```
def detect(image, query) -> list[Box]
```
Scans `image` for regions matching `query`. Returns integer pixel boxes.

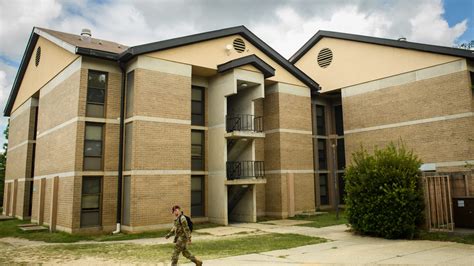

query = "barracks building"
[2,26,473,233]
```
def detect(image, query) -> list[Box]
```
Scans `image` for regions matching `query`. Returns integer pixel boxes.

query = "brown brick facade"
[263,91,315,217]
[343,71,474,171]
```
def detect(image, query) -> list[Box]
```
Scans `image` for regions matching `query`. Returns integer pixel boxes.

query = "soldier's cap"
[171,205,181,213]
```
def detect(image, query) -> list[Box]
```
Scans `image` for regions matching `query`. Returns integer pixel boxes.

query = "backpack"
[180,214,193,232]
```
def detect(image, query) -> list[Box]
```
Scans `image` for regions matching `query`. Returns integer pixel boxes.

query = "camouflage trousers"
[171,238,196,265]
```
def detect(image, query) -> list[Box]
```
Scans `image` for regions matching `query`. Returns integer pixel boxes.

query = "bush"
[345,143,424,239]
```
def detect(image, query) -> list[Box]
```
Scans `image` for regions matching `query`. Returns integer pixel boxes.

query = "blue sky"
[444,0,474,43]
[0,0,472,151]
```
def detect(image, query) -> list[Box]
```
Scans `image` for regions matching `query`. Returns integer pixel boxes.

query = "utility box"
[452,197,474,229]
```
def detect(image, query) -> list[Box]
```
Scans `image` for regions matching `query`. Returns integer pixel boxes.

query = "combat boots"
[191,258,202,265]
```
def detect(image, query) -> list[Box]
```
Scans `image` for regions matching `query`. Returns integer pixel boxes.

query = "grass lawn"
[288,211,348,228]
[0,219,219,243]
[0,233,326,264]
[417,230,474,245]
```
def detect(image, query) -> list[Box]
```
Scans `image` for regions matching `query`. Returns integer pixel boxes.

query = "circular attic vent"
[35,46,41,67]
[317,48,333,68]
[233,38,246,53]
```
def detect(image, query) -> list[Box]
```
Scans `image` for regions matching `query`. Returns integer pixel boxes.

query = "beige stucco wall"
[145,34,305,87]
[295,37,461,92]
[12,36,79,112]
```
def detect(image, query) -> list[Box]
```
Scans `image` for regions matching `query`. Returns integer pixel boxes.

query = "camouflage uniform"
[166,214,201,266]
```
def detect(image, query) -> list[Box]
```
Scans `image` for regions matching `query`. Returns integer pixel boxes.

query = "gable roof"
[119,25,318,90]
[290,30,474,63]
[217,55,275,78]
[4,27,128,116]
[5,26,319,116]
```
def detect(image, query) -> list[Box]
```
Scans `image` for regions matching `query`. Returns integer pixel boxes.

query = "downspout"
[113,61,126,234]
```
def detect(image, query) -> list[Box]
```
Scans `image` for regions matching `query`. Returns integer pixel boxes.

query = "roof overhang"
[290,30,474,64]
[4,29,39,116]
[217,55,275,78]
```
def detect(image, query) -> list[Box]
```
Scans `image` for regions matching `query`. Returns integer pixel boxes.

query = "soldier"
[165,205,203,266]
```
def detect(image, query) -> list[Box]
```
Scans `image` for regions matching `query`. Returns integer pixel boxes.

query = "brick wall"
[263,89,315,217]
[126,67,192,229]
[343,71,474,171]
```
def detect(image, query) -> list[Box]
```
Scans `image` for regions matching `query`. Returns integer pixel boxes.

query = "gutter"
[113,61,127,234]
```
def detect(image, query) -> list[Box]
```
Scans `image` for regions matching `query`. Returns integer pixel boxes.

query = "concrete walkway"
[187,223,474,265]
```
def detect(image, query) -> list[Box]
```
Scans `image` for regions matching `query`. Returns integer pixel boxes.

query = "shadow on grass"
[0,219,220,243]
[417,230,474,245]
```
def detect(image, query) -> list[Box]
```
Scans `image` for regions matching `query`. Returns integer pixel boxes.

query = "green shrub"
[345,143,424,239]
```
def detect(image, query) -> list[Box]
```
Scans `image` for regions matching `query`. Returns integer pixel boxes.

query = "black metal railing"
[226,114,263,133]
[226,161,265,179]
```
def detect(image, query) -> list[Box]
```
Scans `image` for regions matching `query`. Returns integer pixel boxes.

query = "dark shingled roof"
[37,27,128,54]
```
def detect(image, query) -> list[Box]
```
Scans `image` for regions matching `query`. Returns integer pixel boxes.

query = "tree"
[0,121,8,207]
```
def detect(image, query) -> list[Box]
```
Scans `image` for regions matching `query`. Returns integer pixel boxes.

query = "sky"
[0,0,473,149]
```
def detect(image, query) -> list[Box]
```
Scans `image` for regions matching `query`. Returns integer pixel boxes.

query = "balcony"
[225,114,265,139]
[226,161,265,180]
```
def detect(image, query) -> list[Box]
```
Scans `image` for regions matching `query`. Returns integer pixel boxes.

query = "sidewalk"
[186,222,474,265]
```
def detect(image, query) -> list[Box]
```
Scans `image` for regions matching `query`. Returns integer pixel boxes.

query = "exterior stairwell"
[227,139,252,161]
[227,185,250,216]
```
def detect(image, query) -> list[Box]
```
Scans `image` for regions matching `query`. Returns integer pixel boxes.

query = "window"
[123,175,131,225]
[124,123,133,171]
[317,139,327,170]
[191,130,204,171]
[334,105,344,136]
[126,71,134,118]
[338,173,346,204]
[337,139,346,170]
[86,71,107,118]
[319,174,329,205]
[191,176,204,217]
[470,72,474,91]
[84,124,103,170]
[81,176,101,227]
[316,105,326,136]
[192,86,204,126]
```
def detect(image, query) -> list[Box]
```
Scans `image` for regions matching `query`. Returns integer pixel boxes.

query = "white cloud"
[409,1,467,46]
[250,0,467,57]
[0,0,63,59]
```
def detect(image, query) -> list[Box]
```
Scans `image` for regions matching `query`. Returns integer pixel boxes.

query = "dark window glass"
[87,88,105,103]
[192,86,204,126]
[191,130,204,171]
[123,176,131,225]
[317,139,327,170]
[470,72,474,89]
[81,176,101,227]
[86,71,107,118]
[126,71,134,118]
[338,173,346,204]
[124,123,133,171]
[191,176,204,217]
[334,105,344,136]
[337,138,346,170]
[316,105,326,136]
[319,174,329,205]
[84,124,103,170]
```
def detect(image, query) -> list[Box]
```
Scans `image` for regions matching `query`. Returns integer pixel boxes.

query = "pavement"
[186,222,474,265]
